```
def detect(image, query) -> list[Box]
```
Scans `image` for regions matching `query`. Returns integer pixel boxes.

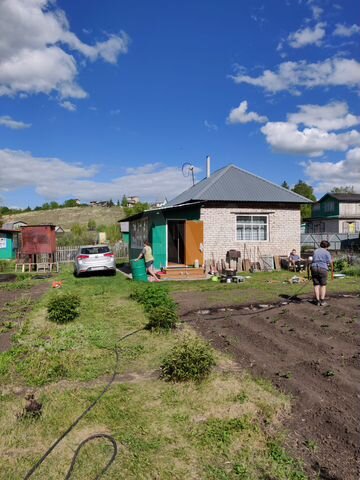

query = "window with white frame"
[130,218,148,248]
[236,215,268,241]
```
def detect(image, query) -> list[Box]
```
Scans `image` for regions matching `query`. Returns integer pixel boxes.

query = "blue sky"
[0,0,359,208]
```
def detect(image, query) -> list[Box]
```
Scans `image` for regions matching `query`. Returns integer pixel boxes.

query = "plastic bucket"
[130,259,148,282]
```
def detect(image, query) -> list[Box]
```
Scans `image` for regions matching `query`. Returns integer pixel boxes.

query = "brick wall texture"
[200,203,301,266]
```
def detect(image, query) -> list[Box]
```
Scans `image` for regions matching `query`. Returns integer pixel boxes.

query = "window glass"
[236,215,268,241]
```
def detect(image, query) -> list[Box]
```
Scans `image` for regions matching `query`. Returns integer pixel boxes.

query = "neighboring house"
[55,225,65,234]
[90,200,111,207]
[123,164,311,269]
[0,229,20,260]
[305,193,360,234]
[2,221,27,230]
[127,196,140,208]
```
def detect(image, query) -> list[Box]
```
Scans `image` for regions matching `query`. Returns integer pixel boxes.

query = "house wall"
[339,202,360,216]
[200,203,301,265]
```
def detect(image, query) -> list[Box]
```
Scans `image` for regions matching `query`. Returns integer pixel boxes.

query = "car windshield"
[80,246,110,255]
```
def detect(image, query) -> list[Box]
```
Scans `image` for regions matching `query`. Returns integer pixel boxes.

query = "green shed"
[0,229,20,260]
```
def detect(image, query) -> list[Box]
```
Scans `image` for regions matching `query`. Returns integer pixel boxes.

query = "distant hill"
[3,206,125,229]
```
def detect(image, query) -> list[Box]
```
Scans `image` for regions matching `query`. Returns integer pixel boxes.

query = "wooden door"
[185,221,204,266]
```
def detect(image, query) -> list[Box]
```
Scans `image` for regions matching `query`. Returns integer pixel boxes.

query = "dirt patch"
[177,292,360,480]
[0,282,50,352]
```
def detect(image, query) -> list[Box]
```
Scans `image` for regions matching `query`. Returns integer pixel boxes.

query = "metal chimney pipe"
[206,155,211,178]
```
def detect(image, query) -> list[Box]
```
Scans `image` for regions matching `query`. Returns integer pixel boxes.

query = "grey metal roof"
[167,164,312,206]
[321,193,360,202]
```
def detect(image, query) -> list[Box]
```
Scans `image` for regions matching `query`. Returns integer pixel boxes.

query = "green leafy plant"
[145,305,178,330]
[47,293,81,323]
[160,337,216,382]
[333,257,349,272]
[130,284,175,311]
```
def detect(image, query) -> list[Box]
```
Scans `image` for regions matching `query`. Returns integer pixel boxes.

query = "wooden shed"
[20,225,56,263]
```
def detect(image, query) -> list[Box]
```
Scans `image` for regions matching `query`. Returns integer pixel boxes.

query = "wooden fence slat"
[55,244,129,263]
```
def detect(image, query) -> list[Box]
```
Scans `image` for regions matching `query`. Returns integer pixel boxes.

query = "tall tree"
[330,185,356,194]
[121,194,128,207]
[281,180,289,189]
[292,180,316,221]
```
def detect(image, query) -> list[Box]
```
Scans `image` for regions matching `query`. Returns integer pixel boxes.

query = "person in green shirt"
[135,240,160,281]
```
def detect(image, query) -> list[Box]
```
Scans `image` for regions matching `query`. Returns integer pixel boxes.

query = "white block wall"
[200,205,301,265]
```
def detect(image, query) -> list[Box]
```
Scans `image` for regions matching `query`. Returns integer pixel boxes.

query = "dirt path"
[0,282,50,352]
[176,292,360,480]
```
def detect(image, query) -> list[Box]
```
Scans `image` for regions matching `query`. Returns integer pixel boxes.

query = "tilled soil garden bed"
[176,292,360,480]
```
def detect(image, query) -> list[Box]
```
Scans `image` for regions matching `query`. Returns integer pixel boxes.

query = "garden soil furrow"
[177,293,360,480]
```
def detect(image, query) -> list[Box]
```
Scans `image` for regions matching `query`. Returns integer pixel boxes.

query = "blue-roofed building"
[122,164,312,271]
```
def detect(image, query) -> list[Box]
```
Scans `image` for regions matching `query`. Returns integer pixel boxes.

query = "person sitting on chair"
[288,249,304,272]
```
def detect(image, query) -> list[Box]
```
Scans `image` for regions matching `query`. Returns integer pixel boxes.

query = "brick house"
[305,193,360,234]
[125,164,311,270]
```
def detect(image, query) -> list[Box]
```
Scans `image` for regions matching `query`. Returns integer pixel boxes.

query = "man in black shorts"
[310,240,332,306]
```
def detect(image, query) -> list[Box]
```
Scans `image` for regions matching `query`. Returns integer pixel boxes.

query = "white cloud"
[59,100,76,111]
[0,0,129,99]
[287,102,360,131]
[261,122,360,156]
[0,115,31,129]
[204,120,218,131]
[0,150,196,203]
[227,101,268,124]
[305,147,360,193]
[231,57,360,94]
[288,22,326,48]
[311,5,323,20]
[333,24,360,37]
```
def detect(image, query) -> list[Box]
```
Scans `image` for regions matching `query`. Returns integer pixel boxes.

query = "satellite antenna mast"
[182,162,195,186]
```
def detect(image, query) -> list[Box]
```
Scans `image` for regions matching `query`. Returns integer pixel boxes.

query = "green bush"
[146,305,178,330]
[130,284,175,311]
[160,337,216,382]
[333,257,349,272]
[47,293,81,323]
[343,265,360,276]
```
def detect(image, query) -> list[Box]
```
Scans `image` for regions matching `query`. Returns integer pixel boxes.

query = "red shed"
[20,225,56,262]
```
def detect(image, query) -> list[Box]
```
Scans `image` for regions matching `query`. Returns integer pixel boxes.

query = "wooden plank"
[274,256,281,270]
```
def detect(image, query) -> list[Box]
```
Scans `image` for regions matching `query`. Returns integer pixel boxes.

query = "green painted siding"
[311,197,340,218]
[122,232,129,244]
[0,232,17,260]
[129,205,201,268]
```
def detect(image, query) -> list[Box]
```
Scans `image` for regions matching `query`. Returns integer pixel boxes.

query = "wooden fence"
[55,243,129,263]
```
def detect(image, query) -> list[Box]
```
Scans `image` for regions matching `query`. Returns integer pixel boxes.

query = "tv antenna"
[182,162,195,185]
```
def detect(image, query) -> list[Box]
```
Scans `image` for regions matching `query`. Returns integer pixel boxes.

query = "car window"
[80,246,110,255]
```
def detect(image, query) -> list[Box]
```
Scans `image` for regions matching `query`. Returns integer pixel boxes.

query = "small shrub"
[160,337,216,382]
[47,293,81,323]
[146,305,178,330]
[333,257,349,272]
[130,284,175,311]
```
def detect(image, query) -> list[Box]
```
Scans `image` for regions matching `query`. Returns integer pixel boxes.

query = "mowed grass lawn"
[0,267,337,480]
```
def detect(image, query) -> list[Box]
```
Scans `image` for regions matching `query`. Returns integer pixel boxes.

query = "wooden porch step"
[160,267,206,280]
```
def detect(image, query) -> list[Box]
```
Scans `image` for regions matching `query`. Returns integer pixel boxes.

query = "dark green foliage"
[130,283,178,330]
[130,284,175,311]
[47,293,81,323]
[333,257,349,272]
[160,338,216,382]
[292,179,316,221]
[146,305,178,330]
